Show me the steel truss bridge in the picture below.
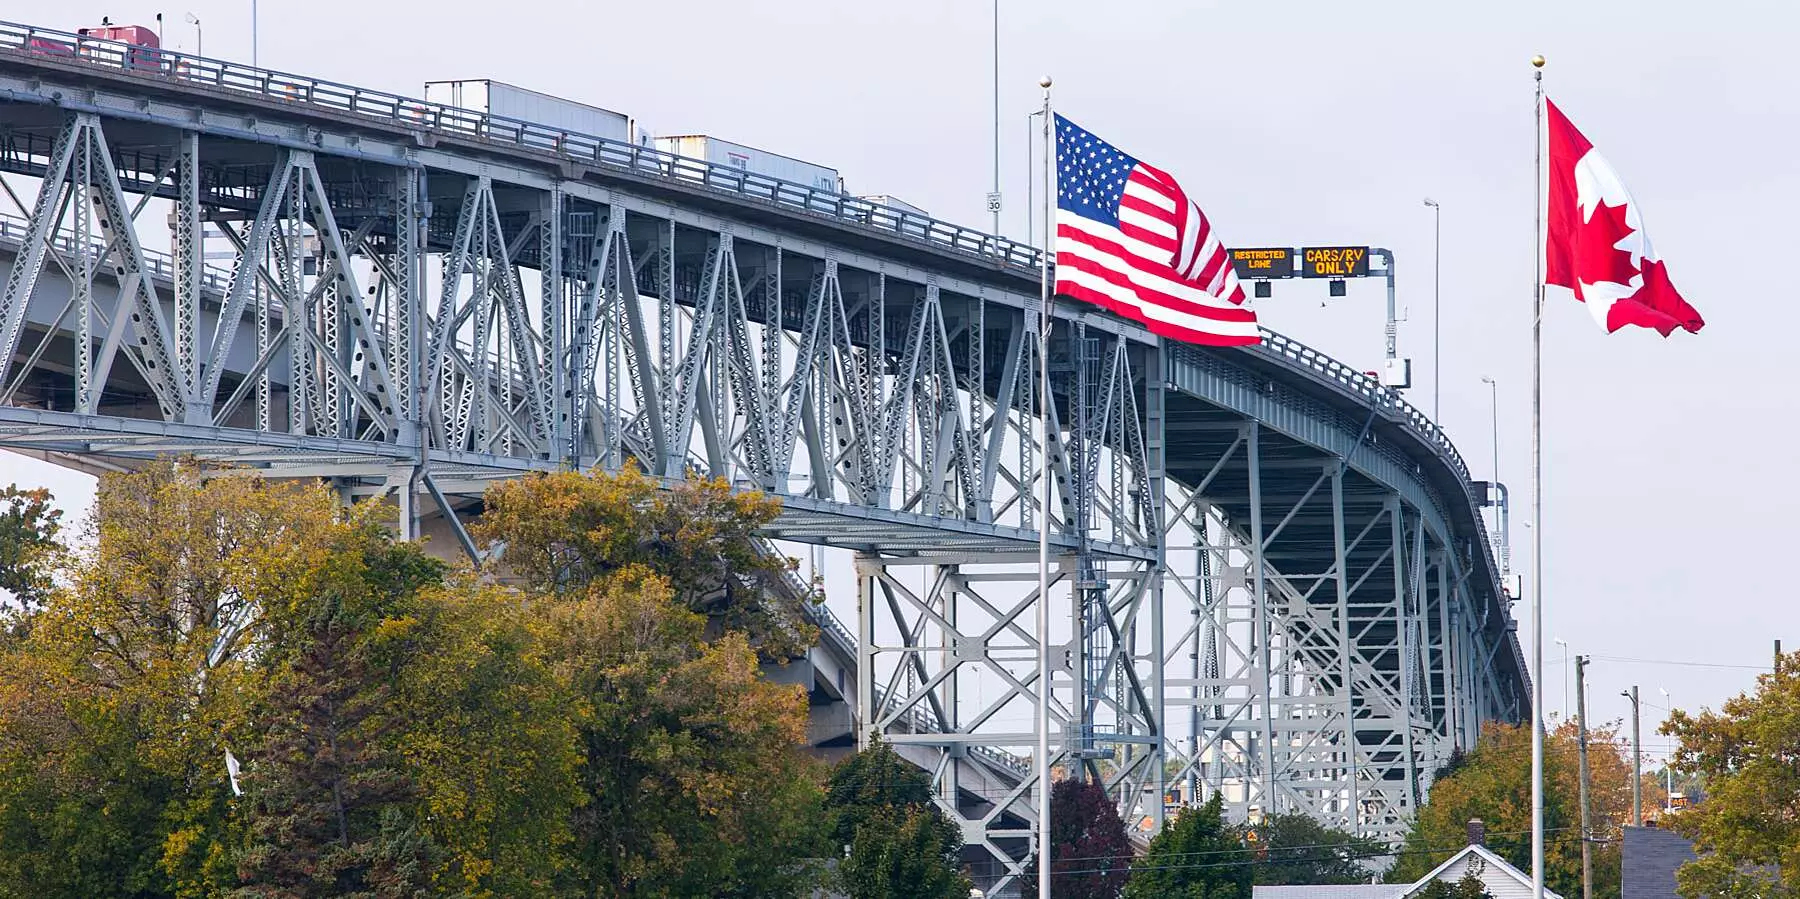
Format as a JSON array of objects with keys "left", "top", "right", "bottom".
[{"left": 0, "top": 22, "right": 1527, "bottom": 894}]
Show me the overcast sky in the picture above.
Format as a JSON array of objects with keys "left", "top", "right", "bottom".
[{"left": 6, "top": 0, "right": 1792, "bottom": 761}]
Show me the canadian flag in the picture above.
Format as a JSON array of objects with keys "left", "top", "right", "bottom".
[{"left": 1544, "top": 98, "right": 1704, "bottom": 336}]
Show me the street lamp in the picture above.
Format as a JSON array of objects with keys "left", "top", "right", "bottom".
[
  {"left": 184, "top": 12, "right": 201, "bottom": 57},
  {"left": 1423, "top": 198, "right": 1441, "bottom": 420},
  {"left": 1481, "top": 376, "right": 1499, "bottom": 484},
  {"left": 1659, "top": 687, "right": 1674, "bottom": 810},
  {"left": 1553, "top": 637, "right": 1570, "bottom": 721}
]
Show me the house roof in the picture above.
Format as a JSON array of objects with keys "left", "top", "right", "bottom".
[
  {"left": 1401, "top": 844, "right": 1565, "bottom": 899},
  {"left": 1622, "top": 826, "right": 1698, "bottom": 899}
]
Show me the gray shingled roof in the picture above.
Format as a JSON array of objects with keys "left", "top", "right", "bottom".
[{"left": 1622, "top": 826, "right": 1697, "bottom": 899}]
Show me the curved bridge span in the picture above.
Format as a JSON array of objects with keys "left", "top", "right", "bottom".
[{"left": 0, "top": 22, "right": 1526, "bottom": 892}]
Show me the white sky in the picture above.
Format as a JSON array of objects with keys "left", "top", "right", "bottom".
[{"left": 4, "top": 0, "right": 1792, "bottom": 759}]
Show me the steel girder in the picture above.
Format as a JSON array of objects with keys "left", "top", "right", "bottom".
[{"left": 0, "top": 64, "right": 1526, "bottom": 891}]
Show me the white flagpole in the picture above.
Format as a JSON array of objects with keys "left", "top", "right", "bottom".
[
  {"left": 1036, "top": 74, "right": 1055, "bottom": 899},
  {"left": 1530, "top": 53, "right": 1547, "bottom": 899}
]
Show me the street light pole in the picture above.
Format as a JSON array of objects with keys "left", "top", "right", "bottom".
[
  {"left": 1482, "top": 376, "right": 1499, "bottom": 484},
  {"left": 251, "top": 0, "right": 258, "bottom": 68},
  {"left": 184, "top": 13, "right": 201, "bottom": 57},
  {"left": 1554, "top": 637, "right": 1570, "bottom": 721},
  {"left": 990, "top": 0, "right": 1001, "bottom": 235},
  {"left": 1424, "top": 198, "right": 1441, "bottom": 420}
]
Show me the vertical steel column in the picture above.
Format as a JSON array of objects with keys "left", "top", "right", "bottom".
[
  {"left": 541, "top": 188, "right": 567, "bottom": 463},
  {"left": 71, "top": 125, "right": 94, "bottom": 413},
  {"left": 1438, "top": 553, "right": 1456, "bottom": 748},
  {"left": 1331, "top": 466, "right": 1358, "bottom": 832},
  {"left": 1246, "top": 422, "right": 1276, "bottom": 813},
  {"left": 1388, "top": 498, "right": 1420, "bottom": 810},
  {"left": 855, "top": 553, "right": 878, "bottom": 749},
  {"left": 174, "top": 131, "right": 203, "bottom": 419},
  {"left": 1147, "top": 346, "right": 1168, "bottom": 830}
]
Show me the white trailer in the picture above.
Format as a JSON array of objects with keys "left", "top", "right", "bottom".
[
  {"left": 424, "top": 79, "right": 634, "bottom": 144},
  {"left": 858, "top": 195, "right": 928, "bottom": 217},
  {"left": 654, "top": 135, "right": 841, "bottom": 194}
]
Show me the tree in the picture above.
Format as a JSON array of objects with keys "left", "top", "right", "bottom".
[
  {"left": 231, "top": 529, "right": 446, "bottom": 897},
  {"left": 825, "top": 739, "right": 968, "bottom": 899},
  {"left": 476, "top": 467, "right": 814, "bottom": 658},
  {"left": 1414, "top": 872, "right": 1492, "bottom": 899},
  {"left": 541, "top": 567, "right": 825, "bottom": 897},
  {"left": 1660, "top": 652, "right": 1800, "bottom": 899},
  {"left": 0, "top": 462, "right": 355, "bottom": 897},
  {"left": 0, "top": 485, "right": 61, "bottom": 617},
  {"left": 1388, "top": 720, "right": 1634, "bottom": 899},
  {"left": 1125, "top": 795, "right": 1250, "bottom": 899},
  {"left": 1024, "top": 779, "right": 1133, "bottom": 899},
  {"left": 1240, "top": 811, "right": 1386, "bottom": 885},
  {"left": 391, "top": 581, "right": 584, "bottom": 897}
]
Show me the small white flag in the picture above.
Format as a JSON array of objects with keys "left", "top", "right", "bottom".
[{"left": 224, "top": 748, "right": 242, "bottom": 796}]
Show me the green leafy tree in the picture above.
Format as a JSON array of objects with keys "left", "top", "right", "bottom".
[
  {"left": 1025, "top": 779, "right": 1133, "bottom": 899},
  {"left": 0, "top": 485, "right": 61, "bottom": 617},
  {"left": 230, "top": 531, "right": 446, "bottom": 897},
  {"left": 1661, "top": 651, "right": 1800, "bottom": 899},
  {"left": 540, "top": 569, "right": 825, "bottom": 897},
  {"left": 1237, "top": 811, "right": 1384, "bottom": 885},
  {"left": 840, "top": 807, "right": 968, "bottom": 899},
  {"left": 825, "top": 739, "right": 968, "bottom": 899},
  {"left": 1414, "top": 872, "right": 1492, "bottom": 899},
  {"left": 1125, "top": 795, "right": 1249, "bottom": 899}
]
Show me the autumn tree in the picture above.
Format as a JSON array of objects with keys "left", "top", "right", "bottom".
[
  {"left": 476, "top": 466, "right": 813, "bottom": 658},
  {"left": 0, "top": 462, "right": 351, "bottom": 897},
  {"left": 1124, "top": 795, "right": 1250, "bottom": 899},
  {"left": 391, "top": 581, "right": 584, "bottom": 897},
  {"left": 1388, "top": 720, "right": 1643, "bottom": 899},
  {"left": 1024, "top": 778, "right": 1134, "bottom": 899},
  {"left": 1660, "top": 652, "right": 1800, "bottom": 899},
  {"left": 826, "top": 739, "right": 968, "bottom": 899}
]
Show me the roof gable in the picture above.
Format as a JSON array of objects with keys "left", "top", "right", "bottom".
[{"left": 1401, "top": 845, "right": 1565, "bottom": 899}]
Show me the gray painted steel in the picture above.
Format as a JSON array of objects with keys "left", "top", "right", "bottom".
[{"left": 0, "top": 20, "right": 1525, "bottom": 895}]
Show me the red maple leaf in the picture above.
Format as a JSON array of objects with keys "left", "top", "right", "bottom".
[{"left": 1573, "top": 200, "right": 1640, "bottom": 299}]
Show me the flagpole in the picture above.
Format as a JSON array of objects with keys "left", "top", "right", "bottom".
[
  {"left": 1036, "top": 74, "right": 1055, "bottom": 899},
  {"left": 1529, "top": 53, "right": 1547, "bottom": 899}
]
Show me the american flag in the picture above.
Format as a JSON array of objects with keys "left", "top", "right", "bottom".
[{"left": 1053, "top": 114, "right": 1260, "bottom": 346}]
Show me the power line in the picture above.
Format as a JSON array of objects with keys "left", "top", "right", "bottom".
[{"left": 1587, "top": 654, "right": 1772, "bottom": 672}]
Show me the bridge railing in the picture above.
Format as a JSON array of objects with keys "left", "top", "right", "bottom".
[
  {"left": 0, "top": 17, "right": 1519, "bottom": 687},
  {"left": 0, "top": 20, "right": 1042, "bottom": 273}
]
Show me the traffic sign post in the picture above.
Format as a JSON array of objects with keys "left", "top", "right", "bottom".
[{"left": 1229, "top": 245, "right": 1411, "bottom": 390}]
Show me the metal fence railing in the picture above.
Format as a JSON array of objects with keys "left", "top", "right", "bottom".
[{"left": 0, "top": 20, "right": 1041, "bottom": 272}]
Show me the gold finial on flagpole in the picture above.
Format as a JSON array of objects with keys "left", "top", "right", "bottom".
[{"left": 1531, "top": 55, "right": 1546, "bottom": 68}]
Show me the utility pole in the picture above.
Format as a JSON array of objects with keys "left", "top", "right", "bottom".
[
  {"left": 1576, "top": 655, "right": 1593, "bottom": 899},
  {"left": 1622, "top": 685, "right": 1641, "bottom": 826}
]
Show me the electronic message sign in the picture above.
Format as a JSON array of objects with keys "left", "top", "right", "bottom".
[
  {"left": 1300, "top": 246, "right": 1370, "bottom": 278},
  {"left": 1229, "top": 247, "right": 1294, "bottom": 280}
]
